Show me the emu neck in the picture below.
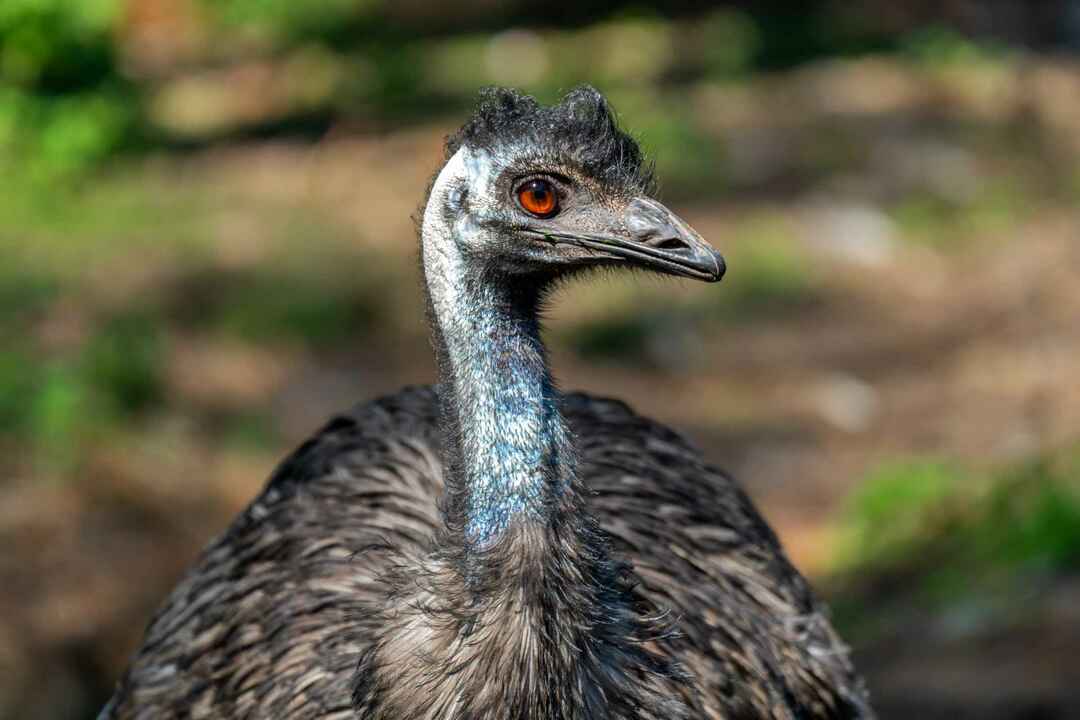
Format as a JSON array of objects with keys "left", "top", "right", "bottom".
[
  {"left": 420, "top": 150, "right": 575, "bottom": 549},
  {"left": 424, "top": 254, "right": 572, "bottom": 546},
  {"left": 355, "top": 148, "right": 686, "bottom": 720}
]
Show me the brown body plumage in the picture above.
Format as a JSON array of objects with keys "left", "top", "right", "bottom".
[
  {"left": 104, "top": 389, "right": 870, "bottom": 718},
  {"left": 101, "top": 87, "right": 873, "bottom": 719}
]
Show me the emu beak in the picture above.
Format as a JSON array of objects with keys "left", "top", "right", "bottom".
[
  {"left": 606, "top": 197, "right": 725, "bottom": 281},
  {"left": 531, "top": 198, "right": 725, "bottom": 282}
]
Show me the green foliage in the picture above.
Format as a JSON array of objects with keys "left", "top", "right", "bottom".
[
  {"left": 0, "top": 88, "right": 132, "bottom": 181},
  {"left": 0, "top": 0, "right": 133, "bottom": 181},
  {"left": 0, "top": 351, "right": 42, "bottom": 437},
  {"left": 27, "top": 361, "right": 90, "bottom": 471},
  {"left": 834, "top": 460, "right": 962, "bottom": 570},
  {"left": 833, "top": 450, "right": 1080, "bottom": 605},
  {"left": 978, "top": 458, "right": 1080, "bottom": 572},
  {"left": 205, "top": 0, "right": 377, "bottom": 43},
  {"left": 0, "top": 309, "right": 165, "bottom": 472},
  {"left": 698, "top": 9, "right": 761, "bottom": 78},
  {"left": 0, "top": 354, "right": 89, "bottom": 472},
  {"left": 0, "top": 0, "right": 119, "bottom": 88},
  {"left": 901, "top": 26, "right": 1009, "bottom": 69},
  {"left": 83, "top": 312, "right": 166, "bottom": 418}
]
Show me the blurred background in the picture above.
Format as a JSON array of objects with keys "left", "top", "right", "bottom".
[{"left": 2, "top": 0, "right": 1080, "bottom": 717}]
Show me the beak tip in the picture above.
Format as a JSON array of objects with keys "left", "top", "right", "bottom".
[{"left": 711, "top": 252, "right": 726, "bottom": 282}]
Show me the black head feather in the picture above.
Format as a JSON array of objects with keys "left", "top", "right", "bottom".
[{"left": 446, "top": 85, "right": 656, "bottom": 196}]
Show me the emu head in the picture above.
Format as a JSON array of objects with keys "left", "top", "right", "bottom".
[{"left": 423, "top": 85, "right": 725, "bottom": 284}]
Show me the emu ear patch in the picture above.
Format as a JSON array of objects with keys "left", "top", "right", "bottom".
[{"left": 448, "top": 184, "right": 467, "bottom": 212}]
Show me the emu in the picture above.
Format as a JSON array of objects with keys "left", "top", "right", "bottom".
[{"left": 101, "top": 87, "right": 873, "bottom": 719}]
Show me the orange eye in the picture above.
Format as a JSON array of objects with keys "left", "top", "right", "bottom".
[{"left": 517, "top": 179, "right": 558, "bottom": 217}]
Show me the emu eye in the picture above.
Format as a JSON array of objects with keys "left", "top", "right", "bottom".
[{"left": 516, "top": 179, "right": 558, "bottom": 218}]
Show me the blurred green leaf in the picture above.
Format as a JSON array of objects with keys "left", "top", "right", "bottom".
[
  {"left": 29, "top": 361, "right": 90, "bottom": 471},
  {"left": 0, "top": 350, "right": 41, "bottom": 436},
  {"left": 835, "top": 460, "right": 961, "bottom": 570},
  {"left": 83, "top": 312, "right": 166, "bottom": 419},
  {"left": 698, "top": 9, "right": 760, "bottom": 78},
  {"left": 833, "top": 449, "right": 1080, "bottom": 607},
  {"left": 901, "top": 26, "right": 1007, "bottom": 69},
  {"left": 204, "top": 0, "right": 378, "bottom": 43},
  {"left": 0, "top": 0, "right": 119, "bottom": 85}
]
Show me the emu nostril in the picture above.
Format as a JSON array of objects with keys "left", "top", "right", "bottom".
[{"left": 650, "top": 237, "right": 689, "bottom": 252}]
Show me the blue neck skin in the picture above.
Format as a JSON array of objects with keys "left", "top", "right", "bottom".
[{"left": 433, "top": 274, "right": 573, "bottom": 547}]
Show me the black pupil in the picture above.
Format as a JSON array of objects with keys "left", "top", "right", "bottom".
[{"left": 525, "top": 181, "right": 551, "bottom": 209}]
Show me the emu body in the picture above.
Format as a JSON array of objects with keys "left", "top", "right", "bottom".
[{"left": 102, "top": 87, "right": 873, "bottom": 719}]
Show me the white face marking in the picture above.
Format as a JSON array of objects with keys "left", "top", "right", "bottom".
[
  {"left": 421, "top": 148, "right": 472, "bottom": 328},
  {"left": 461, "top": 146, "right": 496, "bottom": 204}
]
